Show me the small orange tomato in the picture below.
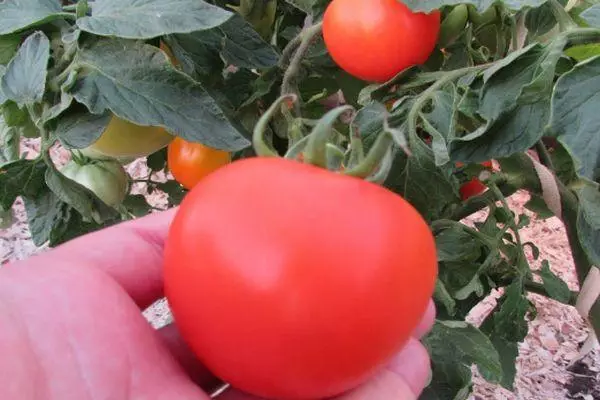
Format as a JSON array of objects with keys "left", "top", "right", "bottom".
[{"left": 167, "top": 137, "right": 231, "bottom": 190}]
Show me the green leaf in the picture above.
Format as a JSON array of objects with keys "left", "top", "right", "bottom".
[
  {"left": 538, "top": 260, "right": 572, "bottom": 303},
  {"left": 0, "top": 65, "right": 6, "bottom": 105},
  {"left": 575, "top": 184, "right": 600, "bottom": 265},
  {"left": 1, "top": 100, "right": 28, "bottom": 127},
  {"left": 580, "top": 4, "right": 600, "bottom": 27},
  {"left": 525, "top": 2, "right": 557, "bottom": 39},
  {"left": 169, "top": 14, "right": 279, "bottom": 75},
  {"left": 0, "top": 31, "right": 50, "bottom": 107},
  {"left": 23, "top": 189, "right": 68, "bottom": 246},
  {"left": 479, "top": 281, "right": 531, "bottom": 389},
  {"left": 70, "top": 38, "right": 250, "bottom": 151},
  {"left": 76, "top": 0, "right": 232, "bottom": 39},
  {"left": 0, "top": 115, "right": 20, "bottom": 163},
  {"left": 423, "top": 320, "right": 503, "bottom": 399},
  {"left": 491, "top": 281, "right": 530, "bottom": 342},
  {"left": 435, "top": 225, "right": 483, "bottom": 263},
  {"left": 0, "top": 34, "right": 21, "bottom": 65},
  {"left": 402, "top": 0, "right": 546, "bottom": 13},
  {"left": 0, "top": 159, "right": 47, "bottom": 210},
  {"left": 158, "top": 180, "right": 187, "bottom": 207},
  {"left": 451, "top": 39, "right": 566, "bottom": 163},
  {"left": 55, "top": 111, "right": 111, "bottom": 149},
  {"left": 122, "top": 194, "right": 152, "bottom": 218},
  {"left": 549, "top": 55, "right": 600, "bottom": 182},
  {"left": 565, "top": 43, "right": 600, "bottom": 61},
  {"left": 0, "top": 0, "right": 68, "bottom": 35},
  {"left": 422, "top": 86, "right": 458, "bottom": 166},
  {"left": 524, "top": 194, "right": 555, "bottom": 219},
  {"left": 146, "top": 147, "right": 167, "bottom": 172},
  {"left": 45, "top": 167, "right": 119, "bottom": 223},
  {"left": 384, "top": 141, "right": 459, "bottom": 222}
]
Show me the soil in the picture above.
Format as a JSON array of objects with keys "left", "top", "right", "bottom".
[{"left": 1, "top": 148, "right": 598, "bottom": 399}]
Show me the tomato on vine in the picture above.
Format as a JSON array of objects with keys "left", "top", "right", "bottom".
[
  {"left": 323, "top": 0, "right": 441, "bottom": 82},
  {"left": 167, "top": 137, "right": 231, "bottom": 190},
  {"left": 457, "top": 160, "right": 494, "bottom": 200},
  {"left": 60, "top": 158, "right": 129, "bottom": 207},
  {"left": 164, "top": 157, "right": 438, "bottom": 400}
]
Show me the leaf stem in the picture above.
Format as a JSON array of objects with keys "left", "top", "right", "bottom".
[
  {"left": 548, "top": 0, "right": 579, "bottom": 31},
  {"left": 535, "top": 141, "right": 555, "bottom": 171},
  {"left": 252, "top": 94, "right": 296, "bottom": 157},
  {"left": 407, "top": 65, "right": 486, "bottom": 143},
  {"left": 280, "top": 21, "right": 323, "bottom": 111}
]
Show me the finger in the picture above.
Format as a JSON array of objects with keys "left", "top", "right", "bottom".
[
  {"left": 36, "top": 208, "right": 178, "bottom": 309},
  {"left": 158, "top": 323, "right": 224, "bottom": 393},
  {"left": 412, "top": 299, "right": 436, "bottom": 339},
  {"left": 337, "top": 338, "right": 431, "bottom": 400}
]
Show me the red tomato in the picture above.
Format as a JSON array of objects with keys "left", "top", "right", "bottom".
[
  {"left": 460, "top": 177, "right": 487, "bottom": 200},
  {"left": 323, "top": 0, "right": 441, "bottom": 82},
  {"left": 164, "top": 157, "right": 438, "bottom": 400},
  {"left": 167, "top": 137, "right": 231, "bottom": 190}
]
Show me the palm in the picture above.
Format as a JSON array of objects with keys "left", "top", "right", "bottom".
[{"left": 0, "top": 210, "right": 433, "bottom": 400}]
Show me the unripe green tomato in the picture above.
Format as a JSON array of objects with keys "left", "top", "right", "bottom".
[
  {"left": 468, "top": 4, "right": 499, "bottom": 27},
  {"left": 60, "top": 159, "right": 129, "bottom": 207},
  {"left": 439, "top": 4, "right": 469, "bottom": 48}
]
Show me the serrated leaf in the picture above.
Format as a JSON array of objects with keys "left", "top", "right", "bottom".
[
  {"left": 575, "top": 184, "right": 600, "bottom": 265},
  {"left": 0, "top": 0, "right": 68, "bottom": 35},
  {"left": 450, "top": 38, "right": 566, "bottom": 163},
  {"left": 565, "top": 43, "right": 600, "bottom": 61},
  {"left": 146, "top": 147, "right": 167, "bottom": 171},
  {"left": 70, "top": 38, "right": 250, "bottom": 151},
  {"left": 539, "top": 260, "right": 572, "bottom": 303},
  {"left": 169, "top": 14, "right": 279, "bottom": 76},
  {"left": 423, "top": 320, "right": 503, "bottom": 389},
  {"left": 0, "top": 31, "right": 50, "bottom": 107},
  {"left": 435, "top": 225, "right": 483, "bottom": 263},
  {"left": 0, "top": 34, "right": 20, "bottom": 65},
  {"left": 76, "top": 0, "right": 232, "bottom": 39},
  {"left": 402, "top": 0, "right": 546, "bottom": 13},
  {"left": 385, "top": 141, "right": 459, "bottom": 221},
  {"left": 525, "top": 2, "right": 557, "bottom": 38},
  {"left": 0, "top": 114, "right": 20, "bottom": 163},
  {"left": 580, "top": 4, "right": 600, "bottom": 27},
  {"left": 549, "top": 55, "right": 600, "bottom": 182},
  {"left": 492, "top": 281, "right": 530, "bottom": 342},
  {"left": 0, "top": 158, "right": 47, "bottom": 210},
  {"left": 23, "top": 189, "right": 67, "bottom": 246},
  {"left": 122, "top": 194, "right": 152, "bottom": 218},
  {"left": 55, "top": 111, "right": 111, "bottom": 149}
]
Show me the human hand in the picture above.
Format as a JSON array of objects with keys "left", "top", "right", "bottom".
[{"left": 0, "top": 209, "right": 435, "bottom": 400}]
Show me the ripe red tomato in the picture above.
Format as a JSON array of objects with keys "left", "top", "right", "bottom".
[
  {"left": 164, "top": 157, "right": 438, "bottom": 400},
  {"left": 323, "top": 0, "right": 441, "bottom": 82},
  {"left": 457, "top": 160, "right": 493, "bottom": 200},
  {"left": 459, "top": 177, "right": 487, "bottom": 200},
  {"left": 167, "top": 137, "right": 231, "bottom": 190}
]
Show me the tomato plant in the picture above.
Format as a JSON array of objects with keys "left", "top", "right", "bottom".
[
  {"left": 322, "top": 0, "right": 441, "bottom": 82},
  {"left": 2, "top": 0, "right": 600, "bottom": 399},
  {"left": 60, "top": 158, "right": 129, "bottom": 207},
  {"left": 164, "top": 156, "right": 437, "bottom": 399},
  {"left": 167, "top": 136, "right": 231, "bottom": 189}
]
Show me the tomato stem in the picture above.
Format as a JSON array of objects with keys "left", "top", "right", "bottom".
[
  {"left": 252, "top": 94, "right": 296, "bottom": 158},
  {"left": 303, "top": 105, "right": 354, "bottom": 169},
  {"left": 280, "top": 21, "right": 323, "bottom": 112},
  {"left": 344, "top": 132, "right": 394, "bottom": 179}
]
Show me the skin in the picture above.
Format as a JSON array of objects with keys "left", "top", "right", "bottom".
[{"left": 0, "top": 209, "right": 435, "bottom": 400}]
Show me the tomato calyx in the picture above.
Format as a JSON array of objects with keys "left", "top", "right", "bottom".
[{"left": 252, "top": 94, "right": 394, "bottom": 183}]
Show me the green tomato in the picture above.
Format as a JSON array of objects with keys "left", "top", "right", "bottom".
[{"left": 61, "top": 159, "right": 129, "bottom": 207}]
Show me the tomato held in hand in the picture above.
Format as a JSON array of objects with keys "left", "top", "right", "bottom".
[
  {"left": 164, "top": 157, "right": 438, "bottom": 400},
  {"left": 323, "top": 0, "right": 441, "bottom": 82},
  {"left": 167, "top": 137, "right": 231, "bottom": 190}
]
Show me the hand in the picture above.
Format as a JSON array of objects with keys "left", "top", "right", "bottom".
[{"left": 0, "top": 210, "right": 435, "bottom": 400}]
